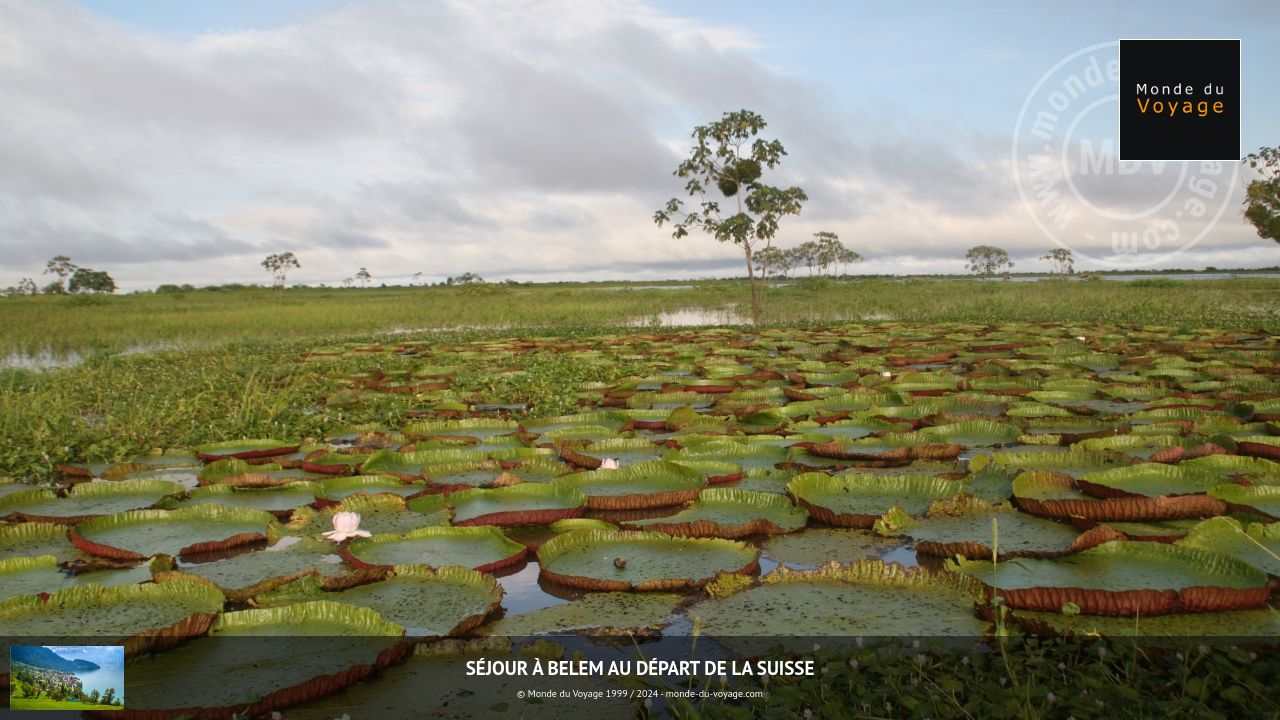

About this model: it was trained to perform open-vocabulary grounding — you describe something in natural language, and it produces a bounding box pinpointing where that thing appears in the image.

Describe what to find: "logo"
[1012,41,1239,267]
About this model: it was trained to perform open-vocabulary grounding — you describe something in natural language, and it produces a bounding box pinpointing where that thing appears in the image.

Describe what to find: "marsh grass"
[1,278,1277,358]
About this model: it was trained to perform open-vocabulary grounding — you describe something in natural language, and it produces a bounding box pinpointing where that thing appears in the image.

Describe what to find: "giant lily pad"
[0,576,224,650]
[71,505,279,561]
[408,483,587,526]
[1078,463,1223,498]
[169,481,324,518]
[761,529,901,569]
[0,479,184,523]
[487,592,683,636]
[1209,483,1280,519]
[254,564,501,637]
[195,439,301,461]
[553,460,707,510]
[121,601,405,717]
[1177,516,1280,576]
[688,561,987,638]
[620,488,808,538]
[0,554,152,602]
[786,472,961,528]
[537,530,759,591]
[0,522,75,562]
[343,526,526,573]
[949,540,1272,615]
[161,536,350,601]
[1013,606,1280,638]
[1013,470,1226,521]
[322,474,429,500]
[879,501,1089,559]
[291,494,450,538]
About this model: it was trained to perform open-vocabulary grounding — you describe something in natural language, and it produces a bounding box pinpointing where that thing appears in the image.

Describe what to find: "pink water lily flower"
[601,458,620,469]
[322,511,372,542]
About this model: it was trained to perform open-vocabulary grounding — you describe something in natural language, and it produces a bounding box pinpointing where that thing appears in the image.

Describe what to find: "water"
[75,666,125,701]
[628,308,750,327]
[2,342,185,372]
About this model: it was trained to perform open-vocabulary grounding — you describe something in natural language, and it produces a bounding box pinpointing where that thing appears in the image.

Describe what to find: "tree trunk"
[743,244,762,323]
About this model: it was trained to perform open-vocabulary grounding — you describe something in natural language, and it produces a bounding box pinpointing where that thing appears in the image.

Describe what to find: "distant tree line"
[3,256,116,297]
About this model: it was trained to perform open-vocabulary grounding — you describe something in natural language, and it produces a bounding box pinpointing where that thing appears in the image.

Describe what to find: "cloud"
[0,0,1274,292]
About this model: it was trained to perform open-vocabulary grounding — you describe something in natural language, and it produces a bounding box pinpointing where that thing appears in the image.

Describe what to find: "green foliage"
[654,109,807,320]
[68,268,116,294]
[639,639,1280,719]
[965,245,1015,277]
[1243,146,1280,243]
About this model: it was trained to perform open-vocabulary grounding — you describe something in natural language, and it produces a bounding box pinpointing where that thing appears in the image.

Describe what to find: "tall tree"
[654,110,807,322]
[965,245,1014,277]
[1040,248,1074,274]
[68,268,116,294]
[43,255,77,294]
[752,246,787,279]
[1243,147,1280,244]
[355,267,372,287]
[261,252,300,290]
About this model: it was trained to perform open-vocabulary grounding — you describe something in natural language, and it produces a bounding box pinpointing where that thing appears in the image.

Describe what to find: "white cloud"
[0,0,1271,292]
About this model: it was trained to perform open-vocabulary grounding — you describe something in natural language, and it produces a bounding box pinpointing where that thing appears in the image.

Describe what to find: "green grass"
[9,696,122,710]
[2,277,1278,358]
[9,679,121,711]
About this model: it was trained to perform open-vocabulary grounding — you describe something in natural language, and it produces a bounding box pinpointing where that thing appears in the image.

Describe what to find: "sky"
[2,0,1278,291]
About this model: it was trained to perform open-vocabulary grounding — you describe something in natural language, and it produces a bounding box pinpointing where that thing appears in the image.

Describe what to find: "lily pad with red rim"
[552,460,707,510]
[786,472,962,528]
[253,564,501,637]
[194,439,301,462]
[70,505,280,561]
[407,483,587,527]
[619,488,808,538]
[949,540,1272,615]
[536,529,759,591]
[343,526,526,573]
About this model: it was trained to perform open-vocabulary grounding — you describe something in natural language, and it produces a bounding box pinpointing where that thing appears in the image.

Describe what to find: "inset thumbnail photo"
[9,645,124,711]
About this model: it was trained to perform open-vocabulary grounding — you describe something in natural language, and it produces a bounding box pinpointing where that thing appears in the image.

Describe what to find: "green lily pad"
[0,522,75,562]
[72,505,279,560]
[1079,463,1223,497]
[322,474,429,500]
[761,528,902,569]
[194,439,301,461]
[122,601,403,714]
[169,537,349,600]
[1177,517,1280,576]
[918,420,1020,446]
[171,481,324,514]
[0,479,184,521]
[688,561,987,638]
[488,592,683,636]
[883,503,1084,559]
[345,526,526,573]
[538,530,759,591]
[1014,606,1280,638]
[620,488,808,537]
[950,540,1271,615]
[1209,484,1280,519]
[553,460,707,510]
[291,494,450,537]
[0,554,152,602]
[786,472,961,528]
[408,483,587,526]
[255,564,501,637]
[0,575,224,638]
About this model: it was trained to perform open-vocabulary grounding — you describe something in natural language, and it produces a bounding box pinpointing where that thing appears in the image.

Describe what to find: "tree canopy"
[1244,147,1280,244]
[654,109,807,321]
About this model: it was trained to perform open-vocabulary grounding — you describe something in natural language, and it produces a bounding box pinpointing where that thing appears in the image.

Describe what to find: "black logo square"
[1119,39,1240,161]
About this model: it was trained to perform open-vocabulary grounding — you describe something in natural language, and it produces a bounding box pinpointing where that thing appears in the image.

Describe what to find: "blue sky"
[1,1,1277,290]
